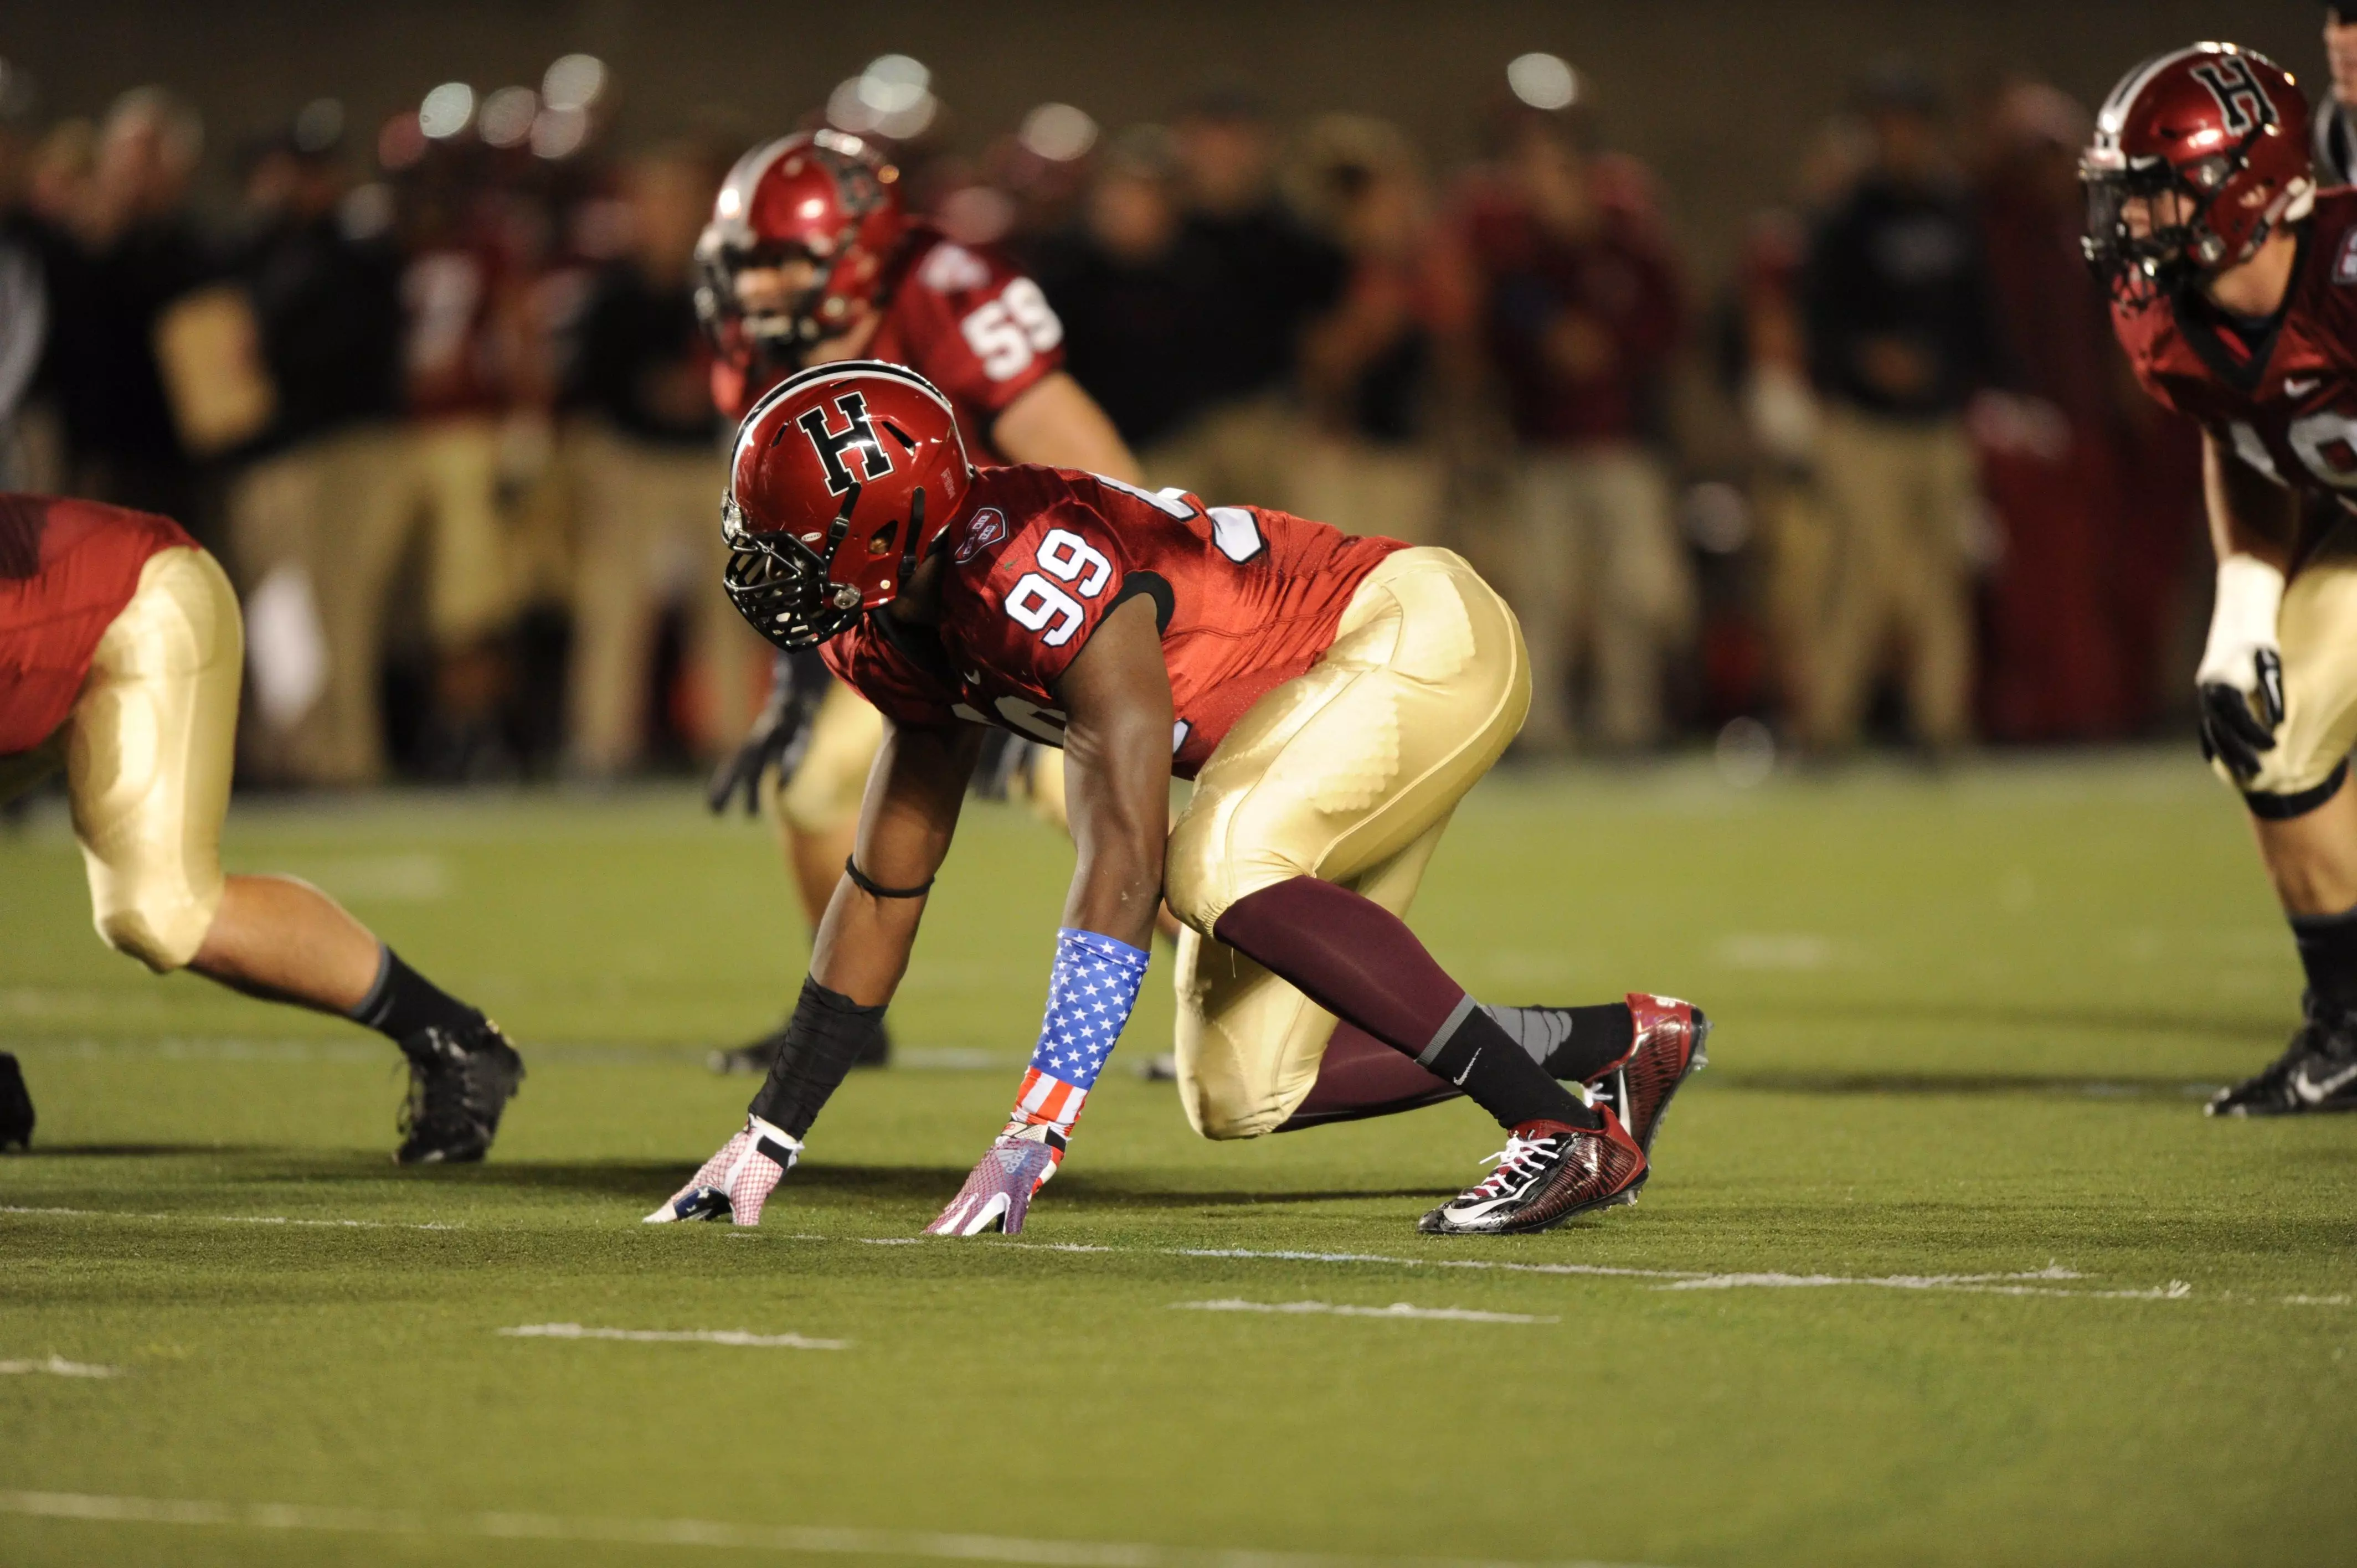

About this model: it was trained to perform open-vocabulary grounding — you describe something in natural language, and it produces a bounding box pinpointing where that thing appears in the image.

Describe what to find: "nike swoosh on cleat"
[2285,375,2324,396]
[2293,1061,2357,1103]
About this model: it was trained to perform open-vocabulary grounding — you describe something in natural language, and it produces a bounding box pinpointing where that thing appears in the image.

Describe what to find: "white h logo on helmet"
[796,392,894,496]
[2191,58,2275,135]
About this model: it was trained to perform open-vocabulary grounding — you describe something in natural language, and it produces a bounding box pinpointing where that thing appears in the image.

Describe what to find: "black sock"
[1422,1000,1599,1131]
[748,976,887,1139]
[347,946,482,1043]
[2291,905,2357,1014]
[1483,1003,1634,1080]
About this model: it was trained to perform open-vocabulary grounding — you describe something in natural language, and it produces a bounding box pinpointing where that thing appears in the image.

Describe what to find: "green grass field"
[3,754,2354,1568]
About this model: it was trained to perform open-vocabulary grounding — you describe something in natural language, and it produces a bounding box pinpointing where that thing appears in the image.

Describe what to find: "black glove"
[706,648,829,816]
[2197,648,2285,783]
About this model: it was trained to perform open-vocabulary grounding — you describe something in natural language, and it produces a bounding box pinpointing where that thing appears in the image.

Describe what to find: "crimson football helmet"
[722,360,972,648]
[694,130,910,366]
[2082,43,2313,292]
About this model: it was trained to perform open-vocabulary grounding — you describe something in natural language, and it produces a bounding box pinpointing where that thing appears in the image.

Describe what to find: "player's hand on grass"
[924,1123,1063,1236]
[706,651,822,816]
[2195,556,2287,782]
[645,1116,801,1226]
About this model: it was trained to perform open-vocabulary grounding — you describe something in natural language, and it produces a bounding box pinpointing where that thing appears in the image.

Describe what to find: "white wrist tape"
[2203,555,2286,670]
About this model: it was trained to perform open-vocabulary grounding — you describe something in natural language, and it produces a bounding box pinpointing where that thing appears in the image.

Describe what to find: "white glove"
[2195,555,2287,782]
[645,1116,800,1226]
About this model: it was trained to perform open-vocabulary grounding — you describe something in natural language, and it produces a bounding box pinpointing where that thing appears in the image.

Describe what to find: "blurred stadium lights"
[1506,51,1579,111]
[531,105,589,160]
[479,86,538,148]
[292,97,343,154]
[377,110,427,169]
[1018,102,1099,162]
[541,53,608,114]
[828,54,938,141]
[1681,480,1753,554]
[417,81,475,140]
[1018,102,1098,163]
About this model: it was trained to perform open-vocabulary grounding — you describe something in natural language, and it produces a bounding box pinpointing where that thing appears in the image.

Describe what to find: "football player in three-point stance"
[649,363,1708,1236]
[693,130,1144,1074]
[0,494,523,1162]
[2087,43,2357,1113]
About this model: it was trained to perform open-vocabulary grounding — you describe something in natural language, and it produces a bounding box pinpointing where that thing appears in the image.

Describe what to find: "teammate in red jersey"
[2088,43,2357,1113]
[693,130,1143,1075]
[649,363,1708,1236]
[0,493,523,1161]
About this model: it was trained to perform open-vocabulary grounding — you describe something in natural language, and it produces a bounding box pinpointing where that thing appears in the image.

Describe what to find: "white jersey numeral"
[960,277,1064,381]
[1036,527,1114,596]
[2285,408,2357,491]
[1090,473,1198,518]
[1005,573,1087,645]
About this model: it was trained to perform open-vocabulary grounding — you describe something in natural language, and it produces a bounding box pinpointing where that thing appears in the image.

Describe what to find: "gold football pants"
[1161,546,1530,1139]
[2220,509,2357,808]
[0,546,241,971]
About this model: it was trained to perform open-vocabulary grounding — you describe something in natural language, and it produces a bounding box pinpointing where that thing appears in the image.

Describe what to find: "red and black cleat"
[1586,993,1708,1156]
[1417,1106,1648,1236]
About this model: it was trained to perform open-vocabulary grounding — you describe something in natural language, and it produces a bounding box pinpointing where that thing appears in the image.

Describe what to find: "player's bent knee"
[92,896,212,974]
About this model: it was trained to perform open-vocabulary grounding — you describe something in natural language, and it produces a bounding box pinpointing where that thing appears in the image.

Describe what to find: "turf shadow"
[1718,1071,2219,1099]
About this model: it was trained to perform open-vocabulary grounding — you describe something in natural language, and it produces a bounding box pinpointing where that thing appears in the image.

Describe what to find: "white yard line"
[1176,1300,1558,1324]
[0,1356,123,1378]
[0,1490,1663,1568]
[0,1205,460,1231]
[500,1323,848,1350]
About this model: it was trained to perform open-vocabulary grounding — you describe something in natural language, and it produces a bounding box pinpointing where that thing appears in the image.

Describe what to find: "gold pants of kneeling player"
[0,545,240,970]
[1161,546,1531,1140]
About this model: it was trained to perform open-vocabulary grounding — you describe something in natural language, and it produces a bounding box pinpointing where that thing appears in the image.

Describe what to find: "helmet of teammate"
[2082,43,2313,292]
[694,130,909,365]
[722,360,972,649]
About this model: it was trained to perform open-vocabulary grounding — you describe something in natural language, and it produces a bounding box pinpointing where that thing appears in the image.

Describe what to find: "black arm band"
[747,976,888,1139]
[844,856,934,899]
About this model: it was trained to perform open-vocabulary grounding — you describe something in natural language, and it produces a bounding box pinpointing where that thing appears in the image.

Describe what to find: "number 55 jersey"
[818,466,1406,777]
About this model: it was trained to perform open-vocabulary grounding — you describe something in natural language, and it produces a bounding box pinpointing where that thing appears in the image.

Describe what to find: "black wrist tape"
[747,976,888,1139]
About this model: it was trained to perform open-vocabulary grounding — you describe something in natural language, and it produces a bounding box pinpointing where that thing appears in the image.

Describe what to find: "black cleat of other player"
[395,1019,526,1164]
[2208,1003,2357,1117]
[0,1052,33,1151]
[709,1018,891,1075]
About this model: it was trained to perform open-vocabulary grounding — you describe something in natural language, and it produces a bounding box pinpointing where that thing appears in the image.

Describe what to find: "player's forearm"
[992,372,1143,483]
[809,723,976,1006]
[1059,709,1171,951]
[808,881,925,1008]
[2204,431,2301,571]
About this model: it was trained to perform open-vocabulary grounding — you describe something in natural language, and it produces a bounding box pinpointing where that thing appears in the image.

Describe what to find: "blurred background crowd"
[2,2,2333,789]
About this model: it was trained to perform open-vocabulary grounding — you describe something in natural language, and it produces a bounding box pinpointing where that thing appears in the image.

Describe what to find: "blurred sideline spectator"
[0,61,46,491]
[2317,4,2357,185]
[1458,99,1690,751]
[1285,115,1468,546]
[1968,81,2132,741]
[563,142,759,776]
[220,109,408,785]
[35,89,208,530]
[1797,63,2001,754]
[1140,87,1346,507]
[1028,126,1219,456]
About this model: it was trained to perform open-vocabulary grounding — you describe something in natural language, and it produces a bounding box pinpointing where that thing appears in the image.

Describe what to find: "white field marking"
[1712,933,1836,971]
[2282,1294,2352,1306]
[500,1323,847,1350]
[846,1238,2234,1306]
[1,1205,460,1231]
[0,1355,124,1378]
[0,1490,1666,1568]
[1176,1299,1558,1324]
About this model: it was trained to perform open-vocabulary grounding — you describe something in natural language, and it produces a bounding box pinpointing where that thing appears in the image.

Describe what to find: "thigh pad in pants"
[1163,546,1530,1138]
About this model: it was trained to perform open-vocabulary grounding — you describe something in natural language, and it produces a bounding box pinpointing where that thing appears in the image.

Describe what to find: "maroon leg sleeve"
[1213,876,1469,1055]
[1275,1023,1459,1132]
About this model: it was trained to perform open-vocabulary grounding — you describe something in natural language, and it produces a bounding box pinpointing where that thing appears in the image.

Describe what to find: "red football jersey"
[2112,188,2357,514]
[0,494,197,755]
[712,229,1064,458]
[819,467,1406,778]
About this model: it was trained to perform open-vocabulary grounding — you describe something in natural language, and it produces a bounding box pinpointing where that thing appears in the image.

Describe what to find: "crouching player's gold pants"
[1160,546,1531,1139]
[2215,512,2357,814]
[0,546,241,969]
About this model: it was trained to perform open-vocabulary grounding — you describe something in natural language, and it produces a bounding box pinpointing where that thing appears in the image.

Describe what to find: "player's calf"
[0,1053,33,1152]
